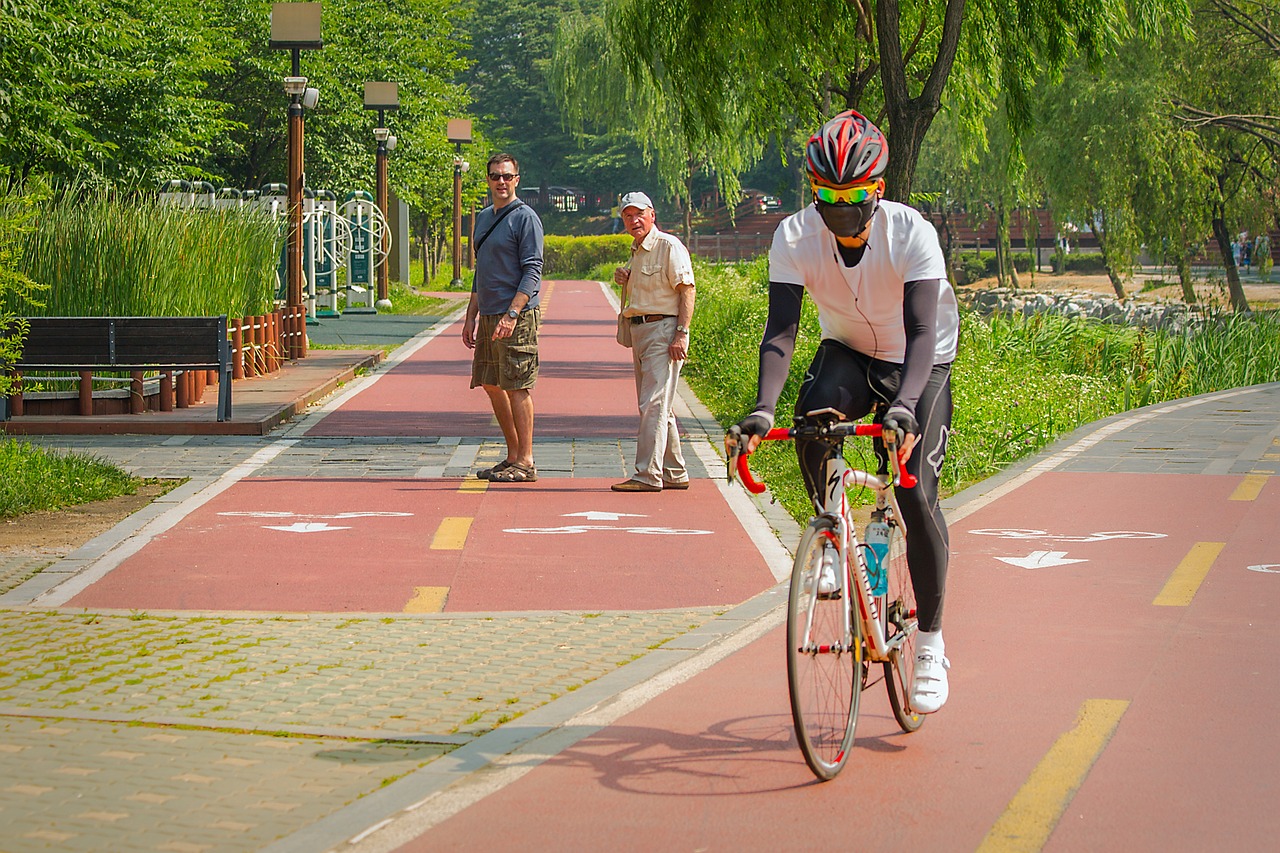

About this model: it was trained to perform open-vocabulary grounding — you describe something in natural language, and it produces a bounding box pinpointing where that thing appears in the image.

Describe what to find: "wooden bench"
[10,316,232,421]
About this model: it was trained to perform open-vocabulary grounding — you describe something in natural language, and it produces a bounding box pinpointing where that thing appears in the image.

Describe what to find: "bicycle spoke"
[788,519,861,780]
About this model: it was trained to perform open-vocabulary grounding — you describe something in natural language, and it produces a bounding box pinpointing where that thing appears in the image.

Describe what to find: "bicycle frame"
[732,421,917,665]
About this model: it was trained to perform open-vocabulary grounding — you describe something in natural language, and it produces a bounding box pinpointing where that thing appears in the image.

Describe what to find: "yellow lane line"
[1229,474,1268,501]
[458,479,487,493]
[1153,541,1224,607]
[431,517,473,550]
[404,586,449,613]
[979,699,1130,853]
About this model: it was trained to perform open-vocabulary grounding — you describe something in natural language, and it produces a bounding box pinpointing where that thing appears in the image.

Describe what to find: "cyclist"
[729,109,957,714]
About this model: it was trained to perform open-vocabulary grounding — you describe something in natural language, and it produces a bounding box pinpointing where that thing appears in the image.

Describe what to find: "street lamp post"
[447,119,473,289]
[270,3,322,358]
[364,82,399,309]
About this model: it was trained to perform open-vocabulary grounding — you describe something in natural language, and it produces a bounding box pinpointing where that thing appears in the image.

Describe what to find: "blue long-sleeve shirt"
[472,200,544,315]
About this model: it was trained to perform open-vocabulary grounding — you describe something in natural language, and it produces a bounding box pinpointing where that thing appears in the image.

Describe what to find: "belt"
[629,314,675,325]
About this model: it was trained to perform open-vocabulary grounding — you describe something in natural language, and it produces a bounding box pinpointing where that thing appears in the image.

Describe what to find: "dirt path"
[0,483,168,558]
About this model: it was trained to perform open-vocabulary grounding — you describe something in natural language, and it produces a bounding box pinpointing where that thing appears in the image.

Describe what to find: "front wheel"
[881,507,924,733]
[788,517,861,780]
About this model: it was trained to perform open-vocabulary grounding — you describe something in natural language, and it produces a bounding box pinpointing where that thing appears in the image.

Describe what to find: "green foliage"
[951,251,1036,284]
[0,192,47,395]
[0,0,235,185]
[0,439,137,518]
[543,235,632,278]
[6,189,278,318]
[682,259,1280,524]
[1051,253,1110,274]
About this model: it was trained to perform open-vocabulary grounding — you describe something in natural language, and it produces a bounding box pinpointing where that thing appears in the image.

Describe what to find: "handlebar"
[729,422,918,494]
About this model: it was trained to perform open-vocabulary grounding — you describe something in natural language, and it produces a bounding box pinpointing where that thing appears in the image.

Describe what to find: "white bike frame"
[815,453,911,665]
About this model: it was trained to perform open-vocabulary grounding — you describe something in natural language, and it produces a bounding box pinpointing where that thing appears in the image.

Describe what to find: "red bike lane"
[385,469,1280,850]
[305,280,640,439]
[65,478,776,613]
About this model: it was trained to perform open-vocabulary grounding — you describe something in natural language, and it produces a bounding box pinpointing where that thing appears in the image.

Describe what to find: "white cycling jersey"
[769,201,957,363]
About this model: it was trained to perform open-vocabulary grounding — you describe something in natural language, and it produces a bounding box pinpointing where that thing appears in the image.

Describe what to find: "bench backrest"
[16,317,227,369]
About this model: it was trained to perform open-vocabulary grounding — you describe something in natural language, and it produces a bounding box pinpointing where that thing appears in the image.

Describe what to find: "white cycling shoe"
[911,649,950,714]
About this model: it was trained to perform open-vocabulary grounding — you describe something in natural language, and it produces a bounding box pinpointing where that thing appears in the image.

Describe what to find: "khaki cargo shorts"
[470,306,541,391]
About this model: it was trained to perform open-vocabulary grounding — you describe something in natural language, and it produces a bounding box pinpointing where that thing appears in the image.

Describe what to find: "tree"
[0,0,234,186]
[562,0,1190,206]
[550,6,763,239]
[1029,42,1217,301]
[1166,0,1280,311]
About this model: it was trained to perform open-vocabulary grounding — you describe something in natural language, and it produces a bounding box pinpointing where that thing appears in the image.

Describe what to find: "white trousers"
[629,317,686,486]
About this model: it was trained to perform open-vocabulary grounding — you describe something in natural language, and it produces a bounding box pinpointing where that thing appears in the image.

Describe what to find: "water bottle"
[864,512,890,596]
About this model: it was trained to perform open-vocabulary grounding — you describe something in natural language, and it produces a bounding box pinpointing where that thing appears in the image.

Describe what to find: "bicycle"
[728,407,923,780]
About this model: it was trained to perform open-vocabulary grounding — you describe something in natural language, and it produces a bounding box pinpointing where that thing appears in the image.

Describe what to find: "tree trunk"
[1177,253,1195,303]
[1093,223,1128,301]
[875,0,966,202]
[938,206,956,285]
[1210,212,1251,312]
[1022,206,1038,286]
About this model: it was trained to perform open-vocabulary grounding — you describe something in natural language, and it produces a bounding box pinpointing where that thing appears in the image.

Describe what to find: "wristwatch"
[675,325,690,335]
[506,308,519,319]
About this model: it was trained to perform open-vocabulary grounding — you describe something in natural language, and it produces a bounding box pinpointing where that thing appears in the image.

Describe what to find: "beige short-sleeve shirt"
[623,226,694,317]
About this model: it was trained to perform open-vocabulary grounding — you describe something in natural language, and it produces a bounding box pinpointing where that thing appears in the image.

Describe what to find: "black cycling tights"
[794,339,952,633]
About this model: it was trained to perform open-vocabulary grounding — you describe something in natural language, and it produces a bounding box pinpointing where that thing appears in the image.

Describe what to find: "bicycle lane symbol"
[217,510,414,534]
[504,510,714,536]
[968,528,1168,570]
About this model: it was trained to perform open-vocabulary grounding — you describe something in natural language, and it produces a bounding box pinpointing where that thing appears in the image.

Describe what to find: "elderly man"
[612,192,696,492]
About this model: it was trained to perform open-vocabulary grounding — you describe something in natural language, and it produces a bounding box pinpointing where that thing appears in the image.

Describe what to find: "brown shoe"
[611,479,661,492]
[662,480,691,490]
[489,462,537,483]
[476,460,513,480]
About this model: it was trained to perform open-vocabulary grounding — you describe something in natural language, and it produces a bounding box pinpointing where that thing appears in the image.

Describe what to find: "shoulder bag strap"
[473,200,522,255]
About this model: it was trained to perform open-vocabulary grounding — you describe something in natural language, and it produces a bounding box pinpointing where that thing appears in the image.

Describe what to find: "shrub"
[951,251,1036,285]
[1052,252,1109,275]
[543,235,632,279]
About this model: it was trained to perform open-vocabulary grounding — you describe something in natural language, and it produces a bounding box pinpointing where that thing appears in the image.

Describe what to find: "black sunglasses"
[488,172,519,182]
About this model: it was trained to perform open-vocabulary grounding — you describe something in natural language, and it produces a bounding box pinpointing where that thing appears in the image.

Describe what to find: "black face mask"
[816,198,877,238]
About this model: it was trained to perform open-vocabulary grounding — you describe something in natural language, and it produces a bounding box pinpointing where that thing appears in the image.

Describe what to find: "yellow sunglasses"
[812,182,881,205]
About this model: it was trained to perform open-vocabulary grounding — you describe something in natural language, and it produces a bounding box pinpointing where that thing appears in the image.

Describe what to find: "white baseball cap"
[619,191,654,212]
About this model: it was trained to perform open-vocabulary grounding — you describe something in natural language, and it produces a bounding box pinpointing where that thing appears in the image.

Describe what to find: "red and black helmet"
[805,109,888,187]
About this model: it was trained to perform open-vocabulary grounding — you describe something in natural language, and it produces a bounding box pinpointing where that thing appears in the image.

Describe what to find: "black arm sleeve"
[895,278,945,415]
[753,281,805,416]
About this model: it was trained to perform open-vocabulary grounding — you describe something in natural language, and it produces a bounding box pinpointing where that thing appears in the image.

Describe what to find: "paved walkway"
[1,283,1277,851]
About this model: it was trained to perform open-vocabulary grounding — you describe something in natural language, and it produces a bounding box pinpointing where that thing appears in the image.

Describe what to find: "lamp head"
[385,135,397,152]
[373,127,390,143]
[301,87,320,109]
[283,76,308,97]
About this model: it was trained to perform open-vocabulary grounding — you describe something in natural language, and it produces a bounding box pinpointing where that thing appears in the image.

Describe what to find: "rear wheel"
[881,507,924,733]
[788,517,861,780]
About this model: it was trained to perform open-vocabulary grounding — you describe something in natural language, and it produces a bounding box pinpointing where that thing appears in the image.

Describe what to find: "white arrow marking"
[562,511,648,521]
[264,522,352,534]
[1248,564,1280,574]
[971,528,1165,543]
[504,525,712,535]
[220,511,411,519]
[996,550,1089,569]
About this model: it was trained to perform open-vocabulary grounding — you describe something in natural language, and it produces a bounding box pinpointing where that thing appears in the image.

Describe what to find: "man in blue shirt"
[463,153,545,483]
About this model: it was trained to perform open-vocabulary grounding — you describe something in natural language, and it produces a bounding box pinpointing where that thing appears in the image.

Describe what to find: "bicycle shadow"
[540,709,915,795]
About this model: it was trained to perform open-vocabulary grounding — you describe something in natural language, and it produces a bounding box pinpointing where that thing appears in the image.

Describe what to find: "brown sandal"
[476,460,513,480]
[488,462,537,483]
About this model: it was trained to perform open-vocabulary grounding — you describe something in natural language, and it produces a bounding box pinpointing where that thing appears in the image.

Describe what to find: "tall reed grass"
[5,190,280,318]
[682,258,1280,524]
